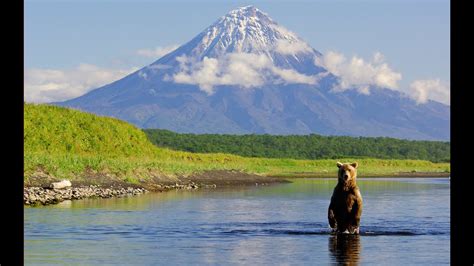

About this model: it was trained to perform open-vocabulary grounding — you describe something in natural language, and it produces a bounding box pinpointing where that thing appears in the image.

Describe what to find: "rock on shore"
[50,180,72,189]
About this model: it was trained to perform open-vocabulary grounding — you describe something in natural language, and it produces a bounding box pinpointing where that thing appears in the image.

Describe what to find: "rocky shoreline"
[24,170,289,206]
[23,181,212,206]
[24,186,148,206]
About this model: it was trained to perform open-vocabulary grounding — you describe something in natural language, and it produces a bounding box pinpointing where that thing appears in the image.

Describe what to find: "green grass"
[24,103,156,157]
[24,103,450,184]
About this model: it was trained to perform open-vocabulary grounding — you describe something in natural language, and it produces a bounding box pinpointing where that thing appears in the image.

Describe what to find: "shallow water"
[25,178,450,265]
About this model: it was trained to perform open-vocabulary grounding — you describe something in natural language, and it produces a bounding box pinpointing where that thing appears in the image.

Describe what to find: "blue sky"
[25,0,450,104]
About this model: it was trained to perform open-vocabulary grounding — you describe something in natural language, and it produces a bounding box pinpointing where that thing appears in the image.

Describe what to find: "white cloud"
[315,51,450,105]
[171,53,319,94]
[372,51,385,64]
[24,64,138,103]
[274,39,312,55]
[409,79,450,105]
[136,45,179,58]
[268,24,299,40]
[271,67,319,84]
[315,51,402,92]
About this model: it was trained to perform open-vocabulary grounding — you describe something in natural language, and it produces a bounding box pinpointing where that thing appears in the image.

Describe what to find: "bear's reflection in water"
[328,234,361,265]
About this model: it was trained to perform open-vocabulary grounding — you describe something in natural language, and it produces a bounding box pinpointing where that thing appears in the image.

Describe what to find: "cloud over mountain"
[274,39,313,55]
[315,51,402,93]
[25,64,138,103]
[409,79,450,105]
[170,52,319,94]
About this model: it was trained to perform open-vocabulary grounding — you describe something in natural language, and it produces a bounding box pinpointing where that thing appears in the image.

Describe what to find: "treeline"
[143,129,450,163]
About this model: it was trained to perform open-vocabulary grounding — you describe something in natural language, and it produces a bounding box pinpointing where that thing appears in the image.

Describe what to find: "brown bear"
[328,162,363,234]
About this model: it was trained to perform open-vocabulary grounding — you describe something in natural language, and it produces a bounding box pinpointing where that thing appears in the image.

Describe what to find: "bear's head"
[337,162,359,190]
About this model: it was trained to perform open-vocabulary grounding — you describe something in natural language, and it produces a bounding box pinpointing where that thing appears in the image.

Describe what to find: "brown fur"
[328,162,363,234]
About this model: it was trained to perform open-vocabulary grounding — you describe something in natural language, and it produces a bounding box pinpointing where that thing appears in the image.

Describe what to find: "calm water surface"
[25,178,450,265]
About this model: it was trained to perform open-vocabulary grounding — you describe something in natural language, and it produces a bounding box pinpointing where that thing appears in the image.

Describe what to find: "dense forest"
[143,129,450,163]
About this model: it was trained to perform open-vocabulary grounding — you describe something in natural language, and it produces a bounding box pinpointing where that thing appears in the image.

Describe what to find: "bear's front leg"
[349,191,363,234]
[328,198,337,231]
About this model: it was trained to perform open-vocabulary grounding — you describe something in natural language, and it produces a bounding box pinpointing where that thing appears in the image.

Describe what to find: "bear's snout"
[341,170,351,181]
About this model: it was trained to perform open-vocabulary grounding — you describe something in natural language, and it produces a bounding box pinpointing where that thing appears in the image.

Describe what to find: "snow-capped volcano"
[56,6,449,140]
[182,5,320,60]
[142,5,325,93]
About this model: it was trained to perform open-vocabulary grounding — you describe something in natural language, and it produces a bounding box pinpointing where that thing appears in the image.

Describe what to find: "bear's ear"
[351,162,358,169]
[337,162,343,168]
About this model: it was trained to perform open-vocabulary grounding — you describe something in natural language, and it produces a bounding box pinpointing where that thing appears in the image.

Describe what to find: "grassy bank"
[24,104,450,186]
[25,152,450,183]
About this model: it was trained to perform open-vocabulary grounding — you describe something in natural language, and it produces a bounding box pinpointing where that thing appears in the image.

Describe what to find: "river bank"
[24,170,288,206]
[24,168,450,206]
[268,171,450,178]
[24,186,148,206]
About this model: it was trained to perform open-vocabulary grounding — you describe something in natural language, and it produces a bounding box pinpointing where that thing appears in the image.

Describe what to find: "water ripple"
[204,222,448,237]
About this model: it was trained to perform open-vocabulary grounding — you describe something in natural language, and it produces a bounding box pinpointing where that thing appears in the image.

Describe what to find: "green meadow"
[24,103,450,184]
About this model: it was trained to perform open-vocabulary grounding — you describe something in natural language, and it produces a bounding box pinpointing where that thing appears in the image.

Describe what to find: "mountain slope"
[56,5,450,141]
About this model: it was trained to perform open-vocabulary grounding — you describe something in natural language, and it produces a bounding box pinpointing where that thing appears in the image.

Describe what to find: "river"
[25,178,450,265]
